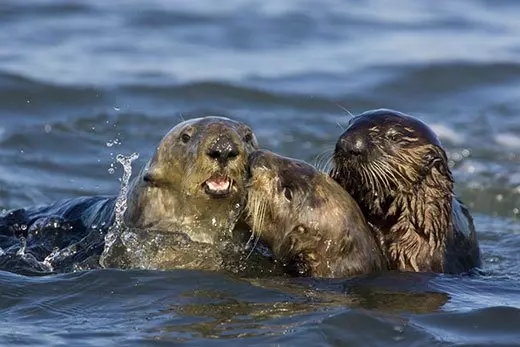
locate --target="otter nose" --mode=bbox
[207,136,240,163]
[337,135,366,156]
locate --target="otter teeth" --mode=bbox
[205,176,231,195]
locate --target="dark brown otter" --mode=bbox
[331,109,481,274]
[246,150,387,278]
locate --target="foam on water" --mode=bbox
[99,152,139,267]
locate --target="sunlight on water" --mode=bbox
[99,152,139,267]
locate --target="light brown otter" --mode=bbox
[102,116,284,273]
[246,150,387,278]
[124,116,258,244]
[331,109,481,274]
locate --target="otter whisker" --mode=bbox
[245,196,267,260]
[335,103,355,119]
[314,149,335,173]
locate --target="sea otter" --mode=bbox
[246,150,387,278]
[0,116,277,275]
[331,109,481,274]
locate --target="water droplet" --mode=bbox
[462,149,470,157]
[108,168,115,175]
[452,152,463,161]
[44,124,52,133]
[20,224,27,231]
[113,106,120,111]
[100,152,140,267]
[26,100,30,104]
[16,237,26,256]
[513,208,519,215]
[496,194,503,202]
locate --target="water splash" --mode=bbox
[41,247,59,271]
[100,152,139,267]
[16,237,26,256]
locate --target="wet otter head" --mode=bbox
[125,116,258,243]
[331,109,455,272]
[247,150,386,278]
[332,109,452,220]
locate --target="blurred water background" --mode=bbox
[1,0,520,345]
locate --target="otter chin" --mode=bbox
[246,150,387,278]
[124,116,259,246]
[331,109,481,274]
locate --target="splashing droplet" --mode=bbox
[16,237,26,256]
[100,152,139,267]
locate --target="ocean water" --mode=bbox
[1,0,520,345]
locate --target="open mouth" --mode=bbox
[203,175,233,198]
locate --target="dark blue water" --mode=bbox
[1,0,520,345]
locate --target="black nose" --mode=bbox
[207,136,240,163]
[337,134,366,156]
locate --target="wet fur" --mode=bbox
[125,117,258,244]
[331,109,481,273]
[246,150,387,278]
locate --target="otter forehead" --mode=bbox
[347,109,442,147]
[249,150,323,207]
[250,150,318,181]
[165,116,251,137]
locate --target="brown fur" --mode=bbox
[124,116,258,244]
[331,109,481,274]
[246,150,387,278]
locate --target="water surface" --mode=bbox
[1,0,520,345]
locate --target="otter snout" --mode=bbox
[337,133,368,156]
[206,135,240,164]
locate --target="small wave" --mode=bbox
[0,71,104,112]
[430,123,465,145]
[373,62,520,97]
[494,133,520,149]
[124,81,332,106]
[412,306,520,345]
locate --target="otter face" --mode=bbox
[125,116,259,240]
[246,150,385,277]
[246,150,334,252]
[332,109,451,217]
[144,116,258,201]
[247,150,319,227]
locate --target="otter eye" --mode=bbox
[283,187,293,201]
[181,133,191,144]
[386,129,401,142]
